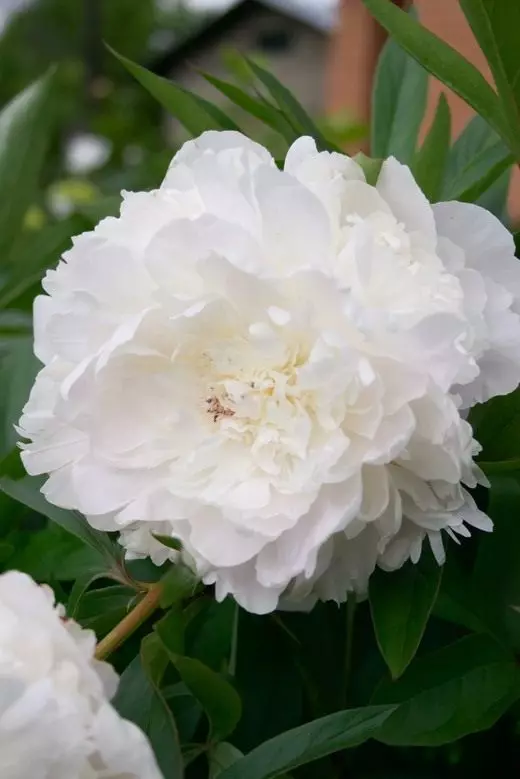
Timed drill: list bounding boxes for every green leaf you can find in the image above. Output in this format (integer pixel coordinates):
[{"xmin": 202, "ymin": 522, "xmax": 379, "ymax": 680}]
[
  {"xmin": 75, "ymin": 585, "xmax": 135, "ymax": 637},
  {"xmin": 152, "ymin": 533, "xmax": 183, "ymax": 553},
  {"xmin": 371, "ymin": 11, "xmax": 428, "ymax": 163},
  {"xmin": 0, "ymin": 216, "xmax": 86, "ymax": 310},
  {"xmin": 476, "ymin": 166, "xmax": 511, "ymax": 223},
  {"xmin": 67, "ymin": 568, "xmax": 115, "ymax": 617},
  {"xmin": 369, "ymin": 555, "xmax": 442, "ymax": 679},
  {"xmin": 217, "ymin": 706, "xmax": 394, "ymax": 779},
  {"xmin": 160, "ymin": 651, "xmax": 241, "ymax": 742},
  {"xmin": 109, "ymin": 47, "xmax": 239, "ymax": 135},
  {"xmin": 470, "ymin": 387, "xmax": 520, "ymax": 462},
  {"xmin": 0, "ymin": 337, "xmax": 38, "ymax": 454},
  {"xmin": 0, "ymin": 475, "xmax": 117, "ymax": 562},
  {"xmin": 459, "ymin": 0, "xmax": 520, "ymax": 157},
  {"xmin": 353, "ymin": 153, "xmax": 383, "ymax": 186},
  {"xmin": 8, "ymin": 521, "xmax": 106, "ymax": 583},
  {"xmin": 472, "ymin": 477, "xmax": 520, "ymax": 649},
  {"xmin": 442, "ymin": 115, "xmax": 512, "ymax": 202},
  {"xmin": 362, "ymin": 0, "xmax": 506, "ymax": 141},
  {"xmin": 184, "ymin": 598, "xmax": 236, "ymax": 672},
  {"xmin": 202, "ymin": 72, "xmax": 296, "ymax": 144},
  {"xmin": 245, "ymin": 58, "xmax": 337, "ymax": 152},
  {"xmin": 413, "ymin": 94, "xmax": 451, "ymax": 201},
  {"xmin": 373, "ymin": 634, "xmax": 520, "ymax": 745},
  {"xmin": 114, "ymin": 652, "xmax": 183, "ymax": 779},
  {"xmin": 159, "ymin": 562, "xmax": 198, "ymax": 608},
  {"xmin": 0, "ymin": 71, "xmax": 57, "ymax": 263},
  {"xmin": 434, "ymin": 554, "xmax": 500, "ymax": 639},
  {"xmin": 154, "ymin": 606, "xmax": 185, "ymax": 655},
  {"xmin": 209, "ymin": 743, "xmax": 244, "ymax": 778}
]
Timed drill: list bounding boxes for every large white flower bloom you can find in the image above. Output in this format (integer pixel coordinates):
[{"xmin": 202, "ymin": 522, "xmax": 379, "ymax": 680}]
[
  {"xmin": 0, "ymin": 571, "xmax": 163, "ymax": 779},
  {"xmin": 19, "ymin": 131, "xmax": 513, "ymax": 614}
]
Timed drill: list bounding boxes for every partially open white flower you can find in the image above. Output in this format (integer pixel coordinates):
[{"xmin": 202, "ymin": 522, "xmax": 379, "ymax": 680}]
[
  {"xmin": 0, "ymin": 571, "xmax": 163, "ymax": 779},
  {"xmin": 19, "ymin": 132, "xmax": 512, "ymax": 613}
]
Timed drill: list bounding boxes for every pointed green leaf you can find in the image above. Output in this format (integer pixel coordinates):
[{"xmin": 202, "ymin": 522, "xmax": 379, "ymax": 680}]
[
  {"xmin": 218, "ymin": 706, "xmax": 395, "ymax": 779},
  {"xmin": 109, "ymin": 46, "xmax": 239, "ymax": 135},
  {"xmin": 371, "ymin": 10, "xmax": 428, "ymax": 163},
  {"xmin": 114, "ymin": 651, "xmax": 183, "ymax": 779},
  {"xmin": 413, "ymin": 93, "xmax": 451, "ymax": 200},
  {"xmin": 165, "ymin": 654, "xmax": 241, "ymax": 742},
  {"xmin": 152, "ymin": 533, "xmax": 183, "ymax": 552},
  {"xmin": 0, "ymin": 71, "xmax": 57, "ymax": 263},
  {"xmin": 459, "ymin": 0, "xmax": 520, "ymax": 157},
  {"xmin": 245, "ymin": 58, "xmax": 338, "ymax": 151},
  {"xmin": 158, "ymin": 617, "xmax": 241, "ymax": 742},
  {"xmin": 362, "ymin": 0, "xmax": 506, "ymax": 141},
  {"xmin": 373, "ymin": 634, "xmax": 520, "ymax": 745},
  {"xmin": 369, "ymin": 555, "xmax": 442, "ymax": 679},
  {"xmin": 202, "ymin": 72, "xmax": 296, "ymax": 143}
]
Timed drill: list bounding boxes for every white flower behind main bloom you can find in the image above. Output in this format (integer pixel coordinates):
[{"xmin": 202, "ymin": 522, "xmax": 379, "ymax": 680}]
[
  {"xmin": 0, "ymin": 571, "xmax": 162, "ymax": 779},
  {"xmin": 19, "ymin": 131, "xmax": 518, "ymax": 614}
]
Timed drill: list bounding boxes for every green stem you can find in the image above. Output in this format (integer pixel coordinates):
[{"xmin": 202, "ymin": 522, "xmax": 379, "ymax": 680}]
[
  {"xmin": 344, "ymin": 596, "xmax": 357, "ymax": 708},
  {"xmin": 95, "ymin": 582, "xmax": 163, "ymax": 660}
]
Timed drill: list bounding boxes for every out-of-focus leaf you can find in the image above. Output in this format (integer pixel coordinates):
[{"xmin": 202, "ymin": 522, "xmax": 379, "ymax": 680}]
[
  {"xmin": 442, "ymin": 115, "xmax": 512, "ymax": 202},
  {"xmin": 413, "ymin": 94, "xmax": 451, "ymax": 200},
  {"xmin": 459, "ymin": 0, "xmax": 520, "ymax": 158},
  {"xmin": 470, "ymin": 388, "xmax": 520, "ymax": 463},
  {"xmin": 362, "ymin": 0, "xmax": 506, "ymax": 141},
  {"xmin": 472, "ymin": 477, "xmax": 520, "ymax": 649},
  {"xmin": 233, "ymin": 612, "xmax": 303, "ymax": 752},
  {"xmin": 202, "ymin": 72, "xmax": 296, "ymax": 143},
  {"xmin": 373, "ymin": 634, "xmax": 520, "ymax": 745},
  {"xmin": 371, "ymin": 9, "xmax": 428, "ymax": 163},
  {"xmin": 0, "ymin": 71, "xmax": 58, "ymax": 263},
  {"xmin": 245, "ymin": 58, "xmax": 337, "ymax": 151},
  {"xmin": 0, "ymin": 336, "xmax": 38, "ymax": 454},
  {"xmin": 0, "ymin": 475, "xmax": 118, "ymax": 562},
  {"xmin": 8, "ymin": 521, "xmax": 106, "ymax": 583},
  {"xmin": 476, "ymin": 166, "xmax": 511, "ymax": 223},
  {"xmin": 0, "ymin": 216, "xmax": 85, "ymax": 310},
  {"xmin": 109, "ymin": 47, "xmax": 240, "ymax": 135},
  {"xmin": 369, "ymin": 554, "xmax": 442, "ymax": 679},
  {"xmin": 76, "ymin": 195, "xmax": 121, "ymax": 224},
  {"xmin": 218, "ymin": 706, "xmax": 394, "ymax": 779},
  {"xmin": 209, "ymin": 743, "xmax": 243, "ymax": 778}
]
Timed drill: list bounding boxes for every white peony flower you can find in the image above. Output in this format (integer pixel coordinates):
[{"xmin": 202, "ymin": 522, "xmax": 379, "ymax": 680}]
[
  {"xmin": 0, "ymin": 571, "xmax": 163, "ymax": 779},
  {"xmin": 19, "ymin": 131, "xmax": 512, "ymax": 614}
]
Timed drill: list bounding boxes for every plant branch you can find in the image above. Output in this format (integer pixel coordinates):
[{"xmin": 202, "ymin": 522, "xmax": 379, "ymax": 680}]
[{"xmin": 95, "ymin": 582, "xmax": 163, "ymax": 660}]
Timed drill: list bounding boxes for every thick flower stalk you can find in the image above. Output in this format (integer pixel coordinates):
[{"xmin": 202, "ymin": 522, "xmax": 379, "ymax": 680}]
[
  {"xmin": 19, "ymin": 132, "xmax": 520, "ymax": 613},
  {"xmin": 0, "ymin": 571, "xmax": 163, "ymax": 779}
]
